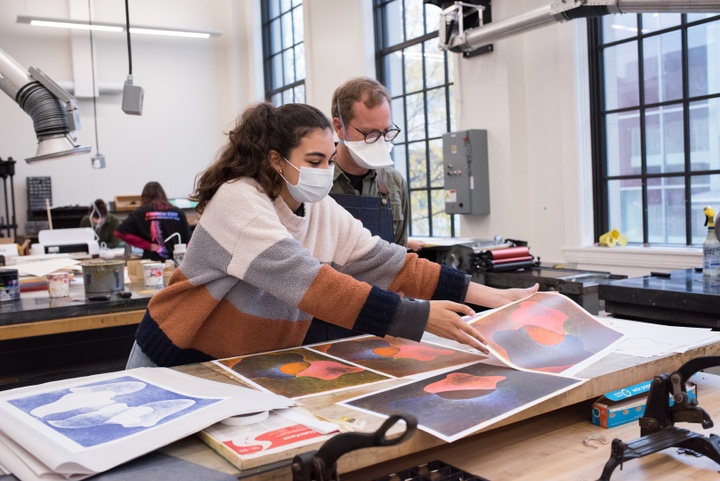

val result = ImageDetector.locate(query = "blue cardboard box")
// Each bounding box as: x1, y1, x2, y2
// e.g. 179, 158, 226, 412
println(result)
591, 380, 697, 428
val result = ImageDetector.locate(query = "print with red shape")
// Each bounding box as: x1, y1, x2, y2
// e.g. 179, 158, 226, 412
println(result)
424, 373, 506, 400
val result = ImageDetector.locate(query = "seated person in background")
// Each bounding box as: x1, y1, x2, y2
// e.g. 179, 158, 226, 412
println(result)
79, 199, 121, 248
114, 181, 192, 261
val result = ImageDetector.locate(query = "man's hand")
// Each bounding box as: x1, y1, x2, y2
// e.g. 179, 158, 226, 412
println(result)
465, 283, 539, 309
407, 239, 425, 252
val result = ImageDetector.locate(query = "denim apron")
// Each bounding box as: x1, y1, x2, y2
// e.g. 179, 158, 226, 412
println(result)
329, 170, 394, 243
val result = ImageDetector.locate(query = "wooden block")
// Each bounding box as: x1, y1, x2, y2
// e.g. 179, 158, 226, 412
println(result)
114, 195, 142, 212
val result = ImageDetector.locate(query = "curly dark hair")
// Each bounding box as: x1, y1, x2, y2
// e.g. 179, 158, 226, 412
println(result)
191, 102, 332, 213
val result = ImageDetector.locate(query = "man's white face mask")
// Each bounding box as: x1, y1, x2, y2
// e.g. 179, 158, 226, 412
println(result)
338, 138, 394, 170
336, 99, 397, 170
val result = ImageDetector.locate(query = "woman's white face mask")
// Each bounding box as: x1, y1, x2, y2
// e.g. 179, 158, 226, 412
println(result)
281, 158, 335, 203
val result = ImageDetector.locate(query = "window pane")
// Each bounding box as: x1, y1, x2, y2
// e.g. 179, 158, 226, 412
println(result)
424, 3, 437, 35
687, 14, 720, 23
691, 174, 720, 243
384, 52, 404, 96
431, 189, 451, 236
427, 87, 447, 139
294, 83, 305, 103
648, 176, 685, 244
646, 105, 685, 174
381, 0, 404, 45
281, 12, 293, 49
641, 13, 680, 33
391, 97, 406, 144
281, 0, 292, 12
602, 13, 638, 43
405, 0, 425, 40
690, 98, 720, 171
411, 190, 429, 236
604, 41, 639, 110
406, 92, 426, 142
270, 18, 282, 54
424, 39, 446, 89
295, 43, 305, 79
688, 22, 720, 97
608, 178, 643, 243
283, 49, 295, 84
271, 53, 283, 89
293, 6, 304, 44
404, 44, 424, 93
606, 110, 640, 176
428, 138, 443, 188
268, 0, 280, 18
408, 141, 427, 189
393, 143, 408, 180
643, 31, 682, 104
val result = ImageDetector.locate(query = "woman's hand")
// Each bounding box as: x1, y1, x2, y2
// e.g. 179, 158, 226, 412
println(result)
425, 300, 489, 354
465, 282, 539, 309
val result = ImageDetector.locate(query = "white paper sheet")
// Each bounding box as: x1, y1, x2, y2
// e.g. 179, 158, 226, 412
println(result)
0, 368, 293, 481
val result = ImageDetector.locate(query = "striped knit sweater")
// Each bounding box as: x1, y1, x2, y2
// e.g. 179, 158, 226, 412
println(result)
135, 177, 469, 367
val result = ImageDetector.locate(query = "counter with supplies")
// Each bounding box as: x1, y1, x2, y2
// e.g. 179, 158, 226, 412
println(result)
0, 279, 155, 390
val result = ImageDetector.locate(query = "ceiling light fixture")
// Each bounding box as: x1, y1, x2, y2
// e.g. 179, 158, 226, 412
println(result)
16, 15, 221, 39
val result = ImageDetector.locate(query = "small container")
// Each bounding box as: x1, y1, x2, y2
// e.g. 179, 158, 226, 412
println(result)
143, 262, 164, 288
81, 260, 125, 295
0, 269, 20, 302
47, 272, 70, 298
173, 243, 187, 268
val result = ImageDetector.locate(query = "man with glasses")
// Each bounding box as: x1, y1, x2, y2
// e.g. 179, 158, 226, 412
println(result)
303, 77, 420, 344
329, 77, 420, 250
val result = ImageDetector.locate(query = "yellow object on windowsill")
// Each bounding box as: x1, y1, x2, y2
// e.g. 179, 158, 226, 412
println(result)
599, 228, 628, 247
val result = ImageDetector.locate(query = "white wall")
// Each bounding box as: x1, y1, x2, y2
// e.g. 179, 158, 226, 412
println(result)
0, 0, 261, 233
0, 0, 702, 277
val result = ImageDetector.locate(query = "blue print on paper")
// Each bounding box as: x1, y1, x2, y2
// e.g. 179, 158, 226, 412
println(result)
7, 375, 221, 448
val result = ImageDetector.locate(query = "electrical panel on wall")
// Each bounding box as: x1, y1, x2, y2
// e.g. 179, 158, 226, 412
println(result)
443, 129, 490, 215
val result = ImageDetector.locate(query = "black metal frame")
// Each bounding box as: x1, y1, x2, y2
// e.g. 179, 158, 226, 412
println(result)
261, 0, 305, 104
589, 14, 720, 246
374, 0, 457, 238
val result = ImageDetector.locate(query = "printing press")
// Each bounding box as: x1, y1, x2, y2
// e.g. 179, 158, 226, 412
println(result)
421, 239, 627, 315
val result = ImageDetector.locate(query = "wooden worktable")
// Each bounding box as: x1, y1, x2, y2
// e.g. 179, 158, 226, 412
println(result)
345, 371, 720, 481
157, 329, 720, 481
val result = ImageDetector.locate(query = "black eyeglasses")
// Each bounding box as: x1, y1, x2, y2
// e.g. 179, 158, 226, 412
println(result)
348, 122, 401, 144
